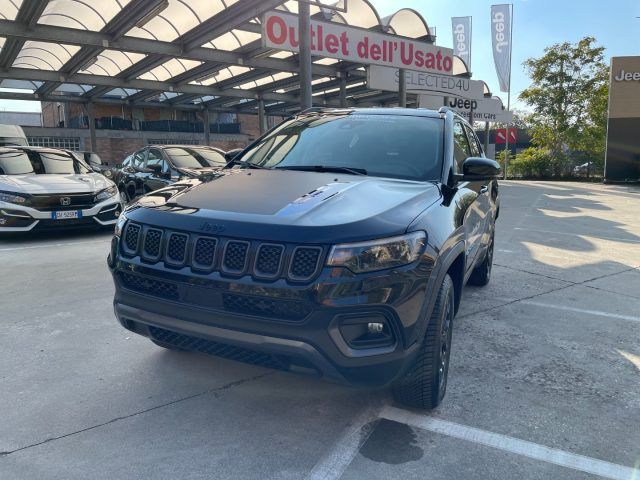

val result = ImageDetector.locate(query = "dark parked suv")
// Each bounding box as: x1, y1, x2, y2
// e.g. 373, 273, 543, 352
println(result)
114, 145, 227, 202
108, 108, 500, 409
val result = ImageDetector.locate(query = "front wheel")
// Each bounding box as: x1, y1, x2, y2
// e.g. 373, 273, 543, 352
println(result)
392, 274, 455, 409
468, 233, 494, 287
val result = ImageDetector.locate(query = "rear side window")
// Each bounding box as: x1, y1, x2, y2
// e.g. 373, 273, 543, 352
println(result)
0, 151, 34, 175
453, 121, 471, 172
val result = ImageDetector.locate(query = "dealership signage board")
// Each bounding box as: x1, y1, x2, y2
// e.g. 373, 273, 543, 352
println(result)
605, 56, 640, 182
418, 94, 513, 123
262, 11, 455, 75
367, 65, 484, 99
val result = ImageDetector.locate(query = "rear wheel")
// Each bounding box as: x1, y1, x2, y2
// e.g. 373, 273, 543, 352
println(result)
392, 274, 455, 409
468, 233, 494, 287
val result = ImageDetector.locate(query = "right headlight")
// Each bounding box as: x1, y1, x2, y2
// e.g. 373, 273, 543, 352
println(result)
327, 231, 426, 274
0, 190, 29, 205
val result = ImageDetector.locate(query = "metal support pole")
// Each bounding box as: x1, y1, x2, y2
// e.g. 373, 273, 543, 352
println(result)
87, 101, 97, 153
298, 1, 312, 110
204, 108, 211, 145
339, 74, 347, 107
484, 122, 490, 154
258, 97, 266, 135
398, 69, 407, 107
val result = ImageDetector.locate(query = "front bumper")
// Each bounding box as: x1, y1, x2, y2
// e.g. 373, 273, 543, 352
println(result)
110, 242, 438, 387
0, 194, 122, 232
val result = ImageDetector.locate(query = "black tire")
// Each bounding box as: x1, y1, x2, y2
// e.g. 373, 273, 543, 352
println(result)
392, 274, 455, 409
151, 339, 188, 351
468, 233, 494, 287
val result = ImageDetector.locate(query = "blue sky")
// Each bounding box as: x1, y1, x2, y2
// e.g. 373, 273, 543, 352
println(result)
1, 0, 639, 113
370, 0, 640, 110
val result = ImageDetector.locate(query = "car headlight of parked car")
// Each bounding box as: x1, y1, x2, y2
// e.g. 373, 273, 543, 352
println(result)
94, 185, 118, 202
0, 190, 29, 204
327, 231, 426, 273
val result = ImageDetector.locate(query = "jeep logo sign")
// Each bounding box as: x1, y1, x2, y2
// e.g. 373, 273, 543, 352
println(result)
605, 56, 640, 182
614, 70, 640, 82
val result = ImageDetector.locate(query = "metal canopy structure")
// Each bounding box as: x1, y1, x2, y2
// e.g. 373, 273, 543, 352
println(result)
0, 0, 450, 117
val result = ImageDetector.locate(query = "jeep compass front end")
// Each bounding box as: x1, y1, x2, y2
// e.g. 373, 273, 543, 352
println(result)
109, 108, 500, 409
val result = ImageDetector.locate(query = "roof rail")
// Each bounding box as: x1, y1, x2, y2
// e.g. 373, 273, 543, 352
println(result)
438, 106, 453, 114
299, 107, 331, 114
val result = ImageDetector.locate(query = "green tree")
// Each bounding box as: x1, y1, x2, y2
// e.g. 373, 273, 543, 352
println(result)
519, 37, 609, 176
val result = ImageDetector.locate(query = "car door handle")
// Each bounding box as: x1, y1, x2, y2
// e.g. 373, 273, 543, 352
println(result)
480, 186, 489, 195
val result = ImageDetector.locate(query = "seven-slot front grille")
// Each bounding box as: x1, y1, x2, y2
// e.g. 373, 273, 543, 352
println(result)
120, 222, 323, 282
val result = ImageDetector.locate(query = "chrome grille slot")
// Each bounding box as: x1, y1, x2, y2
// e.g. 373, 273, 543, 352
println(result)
222, 240, 249, 274
142, 228, 163, 260
123, 223, 141, 255
192, 237, 217, 270
165, 233, 189, 266
254, 244, 284, 278
289, 247, 322, 281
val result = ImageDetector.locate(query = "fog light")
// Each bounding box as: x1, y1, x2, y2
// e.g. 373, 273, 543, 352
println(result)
114, 209, 121, 218
337, 314, 395, 350
368, 322, 384, 334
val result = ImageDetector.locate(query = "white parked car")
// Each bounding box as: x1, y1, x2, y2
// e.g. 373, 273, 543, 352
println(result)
0, 146, 122, 232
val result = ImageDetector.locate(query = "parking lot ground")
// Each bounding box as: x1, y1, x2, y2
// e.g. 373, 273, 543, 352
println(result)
1, 181, 639, 480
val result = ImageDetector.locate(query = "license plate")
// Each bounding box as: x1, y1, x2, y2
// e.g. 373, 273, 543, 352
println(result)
51, 210, 82, 220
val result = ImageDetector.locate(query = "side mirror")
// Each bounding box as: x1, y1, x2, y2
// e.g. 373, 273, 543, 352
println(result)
225, 148, 243, 162
460, 157, 501, 181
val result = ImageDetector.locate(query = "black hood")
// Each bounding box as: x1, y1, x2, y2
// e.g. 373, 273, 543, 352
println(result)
128, 169, 441, 243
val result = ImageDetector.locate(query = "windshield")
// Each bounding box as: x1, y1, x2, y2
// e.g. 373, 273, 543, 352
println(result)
239, 113, 444, 181
0, 137, 28, 147
0, 151, 35, 175
165, 147, 227, 168
30, 151, 91, 174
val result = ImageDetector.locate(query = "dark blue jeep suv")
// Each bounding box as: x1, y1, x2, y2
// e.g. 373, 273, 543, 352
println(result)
108, 108, 500, 409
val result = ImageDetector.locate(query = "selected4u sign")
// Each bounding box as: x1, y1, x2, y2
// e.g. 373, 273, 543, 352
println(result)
263, 11, 455, 74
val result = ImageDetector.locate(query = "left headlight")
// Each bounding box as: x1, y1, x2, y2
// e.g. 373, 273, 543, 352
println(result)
94, 185, 118, 202
0, 190, 29, 204
327, 231, 426, 274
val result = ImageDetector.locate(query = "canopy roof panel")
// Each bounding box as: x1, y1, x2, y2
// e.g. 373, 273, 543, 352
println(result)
0, 0, 477, 115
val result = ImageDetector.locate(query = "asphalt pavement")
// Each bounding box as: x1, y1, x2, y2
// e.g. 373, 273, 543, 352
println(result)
1, 181, 639, 480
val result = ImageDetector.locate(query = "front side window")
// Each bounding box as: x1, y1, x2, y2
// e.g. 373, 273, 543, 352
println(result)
165, 147, 227, 168
453, 121, 472, 173
0, 151, 34, 175
146, 149, 167, 172
240, 113, 445, 181
131, 151, 146, 169
464, 125, 482, 158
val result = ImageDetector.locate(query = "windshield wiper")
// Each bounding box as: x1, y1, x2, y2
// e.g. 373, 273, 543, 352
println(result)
275, 165, 367, 176
225, 158, 269, 170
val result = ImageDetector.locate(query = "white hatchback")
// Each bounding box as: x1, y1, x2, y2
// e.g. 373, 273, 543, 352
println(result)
0, 146, 122, 232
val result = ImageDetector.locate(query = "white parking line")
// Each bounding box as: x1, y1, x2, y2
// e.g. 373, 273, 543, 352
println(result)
520, 300, 640, 323
380, 406, 639, 480
0, 240, 109, 252
305, 404, 381, 480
